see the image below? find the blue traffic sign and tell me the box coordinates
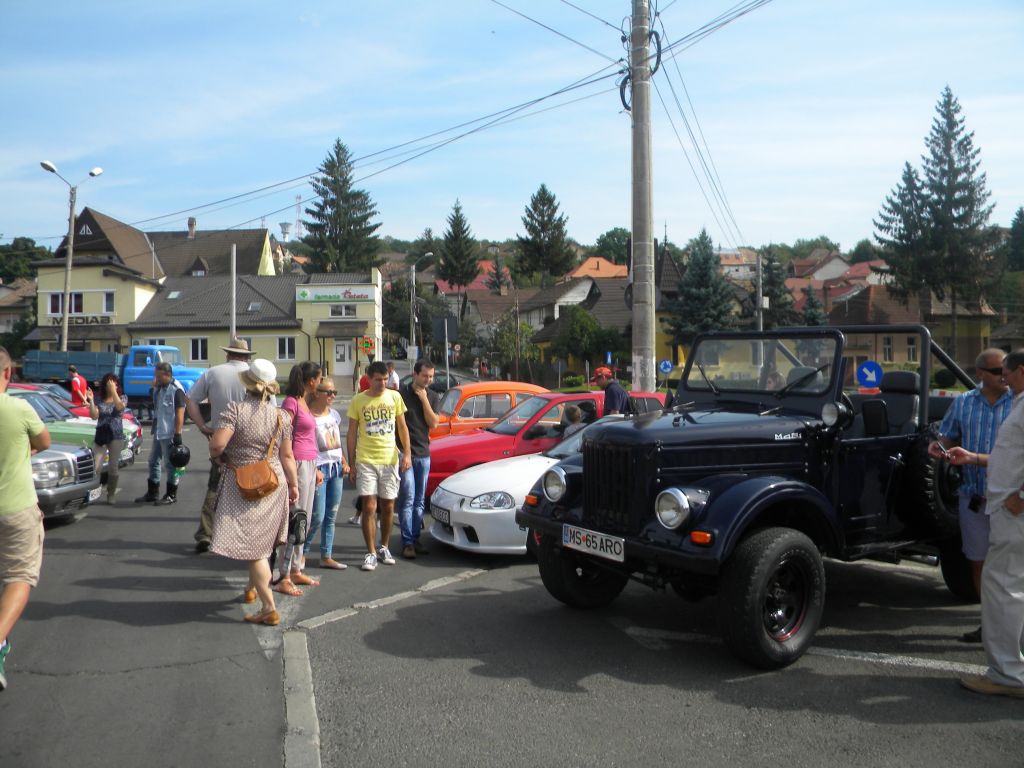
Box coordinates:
[658,359,673,375]
[606,351,612,364]
[856,360,883,388]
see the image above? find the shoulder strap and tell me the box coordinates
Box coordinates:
[265,410,282,460]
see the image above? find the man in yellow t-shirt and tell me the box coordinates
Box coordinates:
[347,360,411,571]
[0,346,52,691]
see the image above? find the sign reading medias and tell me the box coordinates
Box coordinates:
[50,316,112,325]
[296,287,374,303]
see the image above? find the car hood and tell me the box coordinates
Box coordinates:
[438,453,561,498]
[583,408,817,447]
[430,427,511,456]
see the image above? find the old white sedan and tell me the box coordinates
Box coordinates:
[428,419,616,555]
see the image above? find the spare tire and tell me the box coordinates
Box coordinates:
[898,434,960,537]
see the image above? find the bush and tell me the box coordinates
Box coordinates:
[563,375,584,388]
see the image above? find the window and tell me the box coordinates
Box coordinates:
[330,304,357,318]
[191,269,206,277]
[278,337,296,361]
[190,338,209,362]
[459,393,512,419]
[104,292,115,313]
[147,338,166,346]
[247,302,262,313]
[882,336,894,363]
[906,336,918,363]
[48,292,83,315]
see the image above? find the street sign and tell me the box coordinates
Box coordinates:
[454,343,461,352]
[606,351,612,364]
[658,359,673,375]
[856,360,883,388]
[359,335,375,354]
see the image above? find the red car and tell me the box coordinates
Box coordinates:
[10,381,91,417]
[426,390,667,497]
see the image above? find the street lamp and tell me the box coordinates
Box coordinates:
[40,160,103,352]
[409,251,433,373]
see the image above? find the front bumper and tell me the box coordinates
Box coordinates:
[37,476,102,519]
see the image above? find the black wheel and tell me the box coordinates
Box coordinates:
[900,435,960,536]
[939,537,979,603]
[525,529,540,560]
[718,527,825,669]
[536,535,628,609]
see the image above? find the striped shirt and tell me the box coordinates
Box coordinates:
[938,386,1013,497]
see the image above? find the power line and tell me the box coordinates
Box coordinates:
[556,0,621,32]
[489,0,621,63]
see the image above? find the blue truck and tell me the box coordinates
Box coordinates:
[22,345,206,413]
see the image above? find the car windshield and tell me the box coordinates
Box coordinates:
[12,392,65,422]
[157,349,184,365]
[685,335,838,395]
[487,395,550,436]
[438,388,462,416]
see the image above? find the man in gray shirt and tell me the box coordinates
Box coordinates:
[185,338,252,552]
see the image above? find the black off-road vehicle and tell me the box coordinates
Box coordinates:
[515,325,974,668]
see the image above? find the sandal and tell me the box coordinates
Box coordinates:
[290,571,320,586]
[244,609,280,626]
[320,558,348,570]
[243,587,257,604]
[275,578,303,596]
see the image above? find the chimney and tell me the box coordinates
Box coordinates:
[187,217,197,240]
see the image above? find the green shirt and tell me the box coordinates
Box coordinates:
[0,393,46,516]
[347,389,407,465]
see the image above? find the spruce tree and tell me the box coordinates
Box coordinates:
[516,184,575,284]
[874,162,931,303]
[802,285,827,326]
[663,229,735,347]
[484,256,512,293]
[1007,207,1024,272]
[302,139,381,272]
[760,248,798,329]
[437,200,480,320]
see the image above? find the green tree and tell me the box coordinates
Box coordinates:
[484,256,512,293]
[437,200,480,321]
[0,312,36,361]
[491,310,539,381]
[874,162,931,302]
[760,249,798,328]
[406,227,437,267]
[848,238,880,264]
[802,285,827,326]
[0,237,48,284]
[791,235,840,261]
[663,229,735,346]
[592,227,630,264]
[302,139,382,272]
[1006,207,1024,272]
[516,184,575,283]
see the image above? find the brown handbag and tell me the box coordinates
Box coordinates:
[233,411,282,501]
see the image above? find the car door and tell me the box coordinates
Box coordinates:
[511,398,592,457]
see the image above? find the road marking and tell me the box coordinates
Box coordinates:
[297,608,358,631]
[608,617,989,675]
[283,631,321,768]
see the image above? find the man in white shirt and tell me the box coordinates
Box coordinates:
[185,338,253,552]
[386,361,400,391]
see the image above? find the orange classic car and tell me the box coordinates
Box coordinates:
[430,381,548,440]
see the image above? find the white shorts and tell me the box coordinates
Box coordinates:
[355,463,400,500]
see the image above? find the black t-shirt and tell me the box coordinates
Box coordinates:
[398,383,441,458]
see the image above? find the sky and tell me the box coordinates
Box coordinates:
[2,0,1022,256]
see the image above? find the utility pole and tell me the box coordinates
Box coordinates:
[755,249,763,332]
[630,0,656,392]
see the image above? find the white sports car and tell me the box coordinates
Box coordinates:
[428,419,616,555]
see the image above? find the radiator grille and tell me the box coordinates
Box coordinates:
[76,451,97,482]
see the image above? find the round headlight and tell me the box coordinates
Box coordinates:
[655,488,691,530]
[822,402,839,427]
[542,466,568,503]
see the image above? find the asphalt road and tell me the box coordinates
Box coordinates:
[2,425,1022,768]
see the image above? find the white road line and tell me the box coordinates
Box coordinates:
[297,608,358,631]
[283,631,321,768]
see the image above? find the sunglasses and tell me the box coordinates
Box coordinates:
[979,366,1004,376]
[318,388,337,395]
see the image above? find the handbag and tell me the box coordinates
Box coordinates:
[232,411,282,501]
[288,507,308,546]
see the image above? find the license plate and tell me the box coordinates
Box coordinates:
[88,487,102,502]
[431,504,450,525]
[562,524,625,562]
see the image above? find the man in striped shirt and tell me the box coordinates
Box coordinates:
[929,348,1012,643]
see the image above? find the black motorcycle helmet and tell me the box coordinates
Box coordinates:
[169,443,191,468]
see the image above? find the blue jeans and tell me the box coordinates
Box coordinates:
[397,457,430,546]
[305,468,343,558]
[147,438,173,484]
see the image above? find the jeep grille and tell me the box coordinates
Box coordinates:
[582,442,650,535]
[76,451,97,482]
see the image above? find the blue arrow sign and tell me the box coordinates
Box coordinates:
[857,360,883,388]
[658,359,673,375]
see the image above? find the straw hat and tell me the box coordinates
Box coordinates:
[239,358,279,397]
[222,338,253,356]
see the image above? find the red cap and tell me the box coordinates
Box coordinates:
[594,367,613,378]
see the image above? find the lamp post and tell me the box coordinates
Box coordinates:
[40,161,103,352]
[409,251,433,373]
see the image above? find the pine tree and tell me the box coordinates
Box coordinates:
[1007,207,1024,272]
[484,256,512,293]
[802,285,827,326]
[663,229,735,346]
[874,162,931,302]
[760,248,798,329]
[516,184,575,284]
[437,200,480,321]
[302,139,381,272]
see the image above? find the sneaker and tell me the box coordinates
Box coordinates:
[0,639,10,691]
[960,673,1024,698]
[348,515,360,526]
[413,540,430,555]
[402,544,416,559]
[361,553,378,571]
[377,546,396,565]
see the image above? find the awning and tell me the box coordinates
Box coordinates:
[314,320,368,339]
[25,324,127,342]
